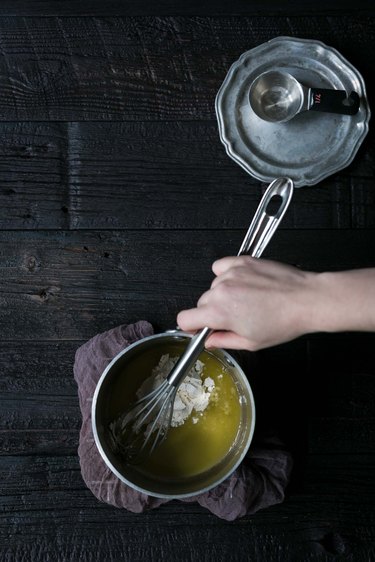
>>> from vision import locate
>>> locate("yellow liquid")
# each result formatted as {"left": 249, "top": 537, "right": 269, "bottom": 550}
{"left": 109, "top": 343, "right": 242, "bottom": 479}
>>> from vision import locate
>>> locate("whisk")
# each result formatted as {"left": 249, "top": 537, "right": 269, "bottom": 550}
{"left": 111, "top": 177, "right": 294, "bottom": 463}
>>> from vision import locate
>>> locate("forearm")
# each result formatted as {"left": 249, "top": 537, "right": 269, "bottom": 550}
{"left": 307, "top": 268, "right": 375, "bottom": 334}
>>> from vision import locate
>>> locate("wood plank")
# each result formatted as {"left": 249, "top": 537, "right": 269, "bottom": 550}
{"left": 307, "top": 335, "right": 375, "bottom": 415}
{"left": 0, "top": 342, "right": 80, "bottom": 454}
{"left": 351, "top": 176, "right": 375, "bottom": 227}
{"left": 0, "top": 229, "right": 375, "bottom": 341}
{"left": 0, "top": 341, "right": 79, "bottom": 394}
{"left": 63, "top": 121, "right": 354, "bottom": 231}
{"left": 303, "top": 335, "right": 375, "bottom": 455}
{"left": 0, "top": 0, "right": 373, "bottom": 17}
{"left": 0, "top": 430, "right": 78, "bottom": 456}
{"left": 1, "top": 122, "right": 373, "bottom": 231}
{"left": 256, "top": 337, "right": 375, "bottom": 476}
{"left": 0, "top": 455, "right": 374, "bottom": 561}
{"left": 0, "top": 16, "right": 372, "bottom": 120}
{"left": 51, "top": 123, "right": 373, "bottom": 229}
{"left": 0, "top": 122, "right": 68, "bottom": 229}
{"left": 0, "top": 394, "right": 80, "bottom": 431}
{"left": 309, "top": 418, "right": 375, "bottom": 454}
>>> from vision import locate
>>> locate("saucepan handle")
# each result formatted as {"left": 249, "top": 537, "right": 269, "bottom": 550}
{"left": 238, "top": 177, "right": 294, "bottom": 258}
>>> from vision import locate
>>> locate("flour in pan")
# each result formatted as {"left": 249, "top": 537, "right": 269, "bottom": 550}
{"left": 136, "top": 354, "right": 215, "bottom": 427}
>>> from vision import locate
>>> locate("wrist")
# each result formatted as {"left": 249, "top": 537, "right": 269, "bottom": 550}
{"left": 290, "top": 270, "right": 346, "bottom": 335}
{"left": 306, "top": 271, "right": 340, "bottom": 333}
{"left": 290, "top": 271, "right": 327, "bottom": 336}
{"left": 306, "top": 269, "right": 375, "bottom": 334}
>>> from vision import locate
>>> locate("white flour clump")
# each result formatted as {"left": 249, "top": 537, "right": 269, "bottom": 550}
{"left": 109, "top": 354, "right": 216, "bottom": 450}
{"left": 137, "top": 354, "right": 215, "bottom": 427}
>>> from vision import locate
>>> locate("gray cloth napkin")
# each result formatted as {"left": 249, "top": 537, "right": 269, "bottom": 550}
{"left": 74, "top": 321, "right": 293, "bottom": 521}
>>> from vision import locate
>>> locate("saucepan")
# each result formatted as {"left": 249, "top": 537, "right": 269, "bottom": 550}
{"left": 92, "top": 331, "right": 255, "bottom": 498}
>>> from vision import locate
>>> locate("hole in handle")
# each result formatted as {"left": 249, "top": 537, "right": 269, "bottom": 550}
{"left": 265, "top": 194, "right": 283, "bottom": 216}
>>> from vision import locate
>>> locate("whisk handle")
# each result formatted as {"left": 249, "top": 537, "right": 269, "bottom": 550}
{"left": 167, "top": 326, "right": 212, "bottom": 386}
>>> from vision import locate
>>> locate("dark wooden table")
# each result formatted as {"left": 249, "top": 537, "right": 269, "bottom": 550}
{"left": 1, "top": 2, "right": 375, "bottom": 561}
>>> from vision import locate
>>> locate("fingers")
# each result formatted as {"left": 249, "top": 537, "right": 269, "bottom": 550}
{"left": 178, "top": 298, "right": 229, "bottom": 333}
{"left": 212, "top": 255, "right": 255, "bottom": 276}
{"left": 205, "top": 331, "right": 255, "bottom": 351}
{"left": 177, "top": 306, "right": 211, "bottom": 332}
{"left": 177, "top": 311, "right": 256, "bottom": 350}
{"left": 210, "top": 256, "right": 256, "bottom": 290}
{"left": 178, "top": 256, "right": 253, "bottom": 332}
{"left": 178, "top": 255, "right": 260, "bottom": 340}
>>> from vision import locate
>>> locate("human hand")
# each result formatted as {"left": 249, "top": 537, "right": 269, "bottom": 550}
{"left": 177, "top": 256, "right": 318, "bottom": 350}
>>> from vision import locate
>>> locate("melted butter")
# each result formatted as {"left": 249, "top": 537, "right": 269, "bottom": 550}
{"left": 144, "top": 354, "right": 241, "bottom": 478}
{"left": 109, "top": 342, "right": 242, "bottom": 479}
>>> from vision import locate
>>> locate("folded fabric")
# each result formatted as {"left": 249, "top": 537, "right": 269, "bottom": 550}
{"left": 74, "top": 321, "right": 293, "bottom": 521}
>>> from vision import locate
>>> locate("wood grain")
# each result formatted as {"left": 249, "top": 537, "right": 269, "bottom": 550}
{"left": 0, "top": 16, "right": 372, "bottom": 121}
{"left": 1, "top": 122, "right": 374, "bottom": 230}
{"left": 1, "top": 0, "right": 374, "bottom": 17}
{"left": 0, "top": 455, "right": 374, "bottom": 561}
{"left": 0, "top": 229, "right": 374, "bottom": 340}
